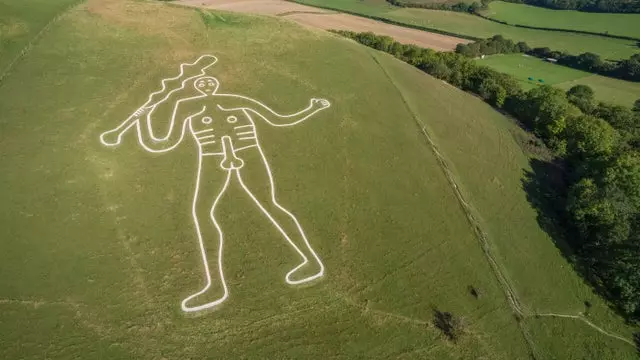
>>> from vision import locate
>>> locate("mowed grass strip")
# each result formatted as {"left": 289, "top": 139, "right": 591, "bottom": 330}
{"left": 0, "top": 0, "right": 81, "bottom": 74}
{"left": 295, "top": 0, "right": 640, "bottom": 59}
{"left": 476, "top": 54, "right": 640, "bottom": 107}
{"left": 481, "top": 1, "right": 640, "bottom": 40}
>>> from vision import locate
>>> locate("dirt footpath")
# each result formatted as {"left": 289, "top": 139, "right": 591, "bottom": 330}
{"left": 177, "top": 0, "right": 471, "bottom": 51}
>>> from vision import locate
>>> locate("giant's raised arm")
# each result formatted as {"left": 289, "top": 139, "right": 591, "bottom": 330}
{"left": 99, "top": 54, "right": 217, "bottom": 149}
{"left": 217, "top": 94, "right": 331, "bottom": 126}
{"left": 100, "top": 100, "right": 203, "bottom": 153}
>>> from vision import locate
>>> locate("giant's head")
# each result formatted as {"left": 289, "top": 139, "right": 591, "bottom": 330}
{"left": 194, "top": 76, "right": 219, "bottom": 95}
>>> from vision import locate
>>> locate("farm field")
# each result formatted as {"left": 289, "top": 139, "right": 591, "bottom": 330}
{"left": 476, "top": 54, "right": 640, "bottom": 107}
{"left": 480, "top": 1, "right": 640, "bottom": 40}
{"left": 294, "top": 0, "right": 640, "bottom": 59}
{"left": 0, "top": 0, "right": 638, "bottom": 359}
{"left": 178, "top": 0, "right": 471, "bottom": 51}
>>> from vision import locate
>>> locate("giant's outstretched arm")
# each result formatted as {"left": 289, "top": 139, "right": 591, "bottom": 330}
{"left": 217, "top": 95, "right": 331, "bottom": 126}
{"left": 100, "top": 100, "right": 203, "bottom": 153}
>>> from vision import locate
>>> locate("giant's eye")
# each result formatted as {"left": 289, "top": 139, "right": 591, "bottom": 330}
{"left": 198, "top": 83, "right": 205, "bottom": 88}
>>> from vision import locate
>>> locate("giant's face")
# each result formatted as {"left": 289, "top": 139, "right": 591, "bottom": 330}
{"left": 194, "top": 76, "right": 219, "bottom": 95}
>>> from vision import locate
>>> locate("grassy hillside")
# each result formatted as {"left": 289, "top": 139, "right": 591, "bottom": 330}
{"left": 294, "top": 0, "right": 640, "bottom": 59}
{"left": 0, "top": 0, "right": 80, "bottom": 75}
{"left": 481, "top": 1, "right": 640, "bottom": 39}
{"left": 0, "top": 0, "right": 637, "bottom": 359}
{"left": 476, "top": 54, "right": 640, "bottom": 107}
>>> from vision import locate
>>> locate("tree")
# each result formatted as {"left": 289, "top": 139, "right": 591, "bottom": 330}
{"left": 565, "top": 115, "right": 619, "bottom": 161}
{"left": 604, "top": 152, "right": 640, "bottom": 209}
{"left": 519, "top": 86, "right": 570, "bottom": 148}
{"left": 593, "top": 103, "right": 639, "bottom": 147}
{"left": 567, "top": 177, "right": 615, "bottom": 239}
{"left": 633, "top": 99, "right": 640, "bottom": 112}
{"left": 478, "top": 78, "right": 507, "bottom": 107}
{"left": 516, "top": 41, "right": 531, "bottom": 53}
{"left": 566, "top": 85, "right": 595, "bottom": 114}
{"left": 617, "top": 54, "right": 640, "bottom": 81}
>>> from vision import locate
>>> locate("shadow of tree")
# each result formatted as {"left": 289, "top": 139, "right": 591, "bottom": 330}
{"left": 521, "top": 158, "right": 576, "bottom": 258}
{"left": 521, "top": 158, "right": 637, "bottom": 322}
{"left": 432, "top": 309, "right": 466, "bottom": 343}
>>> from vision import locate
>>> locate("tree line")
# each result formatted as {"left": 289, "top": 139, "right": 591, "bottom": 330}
{"left": 386, "top": 0, "right": 486, "bottom": 13}
{"left": 457, "top": 36, "right": 640, "bottom": 82}
{"left": 334, "top": 30, "right": 640, "bottom": 322}
{"left": 502, "top": 0, "right": 640, "bottom": 13}
{"left": 387, "top": 0, "right": 640, "bottom": 13}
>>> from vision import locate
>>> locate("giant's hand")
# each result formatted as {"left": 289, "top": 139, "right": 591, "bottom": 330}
{"left": 310, "top": 98, "right": 331, "bottom": 111}
{"left": 100, "top": 127, "right": 125, "bottom": 147}
{"left": 99, "top": 107, "right": 150, "bottom": 147}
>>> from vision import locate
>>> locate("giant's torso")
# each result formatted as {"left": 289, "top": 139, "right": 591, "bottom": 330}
{"left": 188, "top": 102, "right": 258, "bottom": 155}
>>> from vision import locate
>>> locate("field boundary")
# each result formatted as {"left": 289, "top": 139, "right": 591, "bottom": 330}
{"left": 474, "top": 12, "right": 640, "bottom": 42}
{"left": 0, "top": 0, "right": 86, "bottom": 86}
{"left": 367, "top": 50, "right": 541, "bottom": 360}
{"left": 366, "top": 48, "right": 637, "bottom": 353}
{"left": 284, "top": 0, "right": 480, "bottom": 41}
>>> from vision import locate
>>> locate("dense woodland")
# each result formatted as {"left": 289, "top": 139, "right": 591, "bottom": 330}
{"left": 457, "top": 36, "right": 640, "bottom": 82}
{"left": 335, "top": 30, "right": 640, "bottom": 322}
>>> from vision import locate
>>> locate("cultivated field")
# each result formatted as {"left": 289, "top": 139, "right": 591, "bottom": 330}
{"left": 0, "top": 0, "right": 638, "bottom": 359}
{"left": 178, "top": 0, "right": 471, "bottom": 51}
{"left": 481, "top": 1, "right": 640, "bottom": 40}
{"left": 476, "top": 54, "right": 640, "bottom": 107}
{"left": 295, "top": 0, "right": 640, "bottom": 59}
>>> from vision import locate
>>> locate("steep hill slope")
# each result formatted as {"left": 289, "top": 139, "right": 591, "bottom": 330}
{"left": 0, "top": 0, "right": 636, "bottom": 359}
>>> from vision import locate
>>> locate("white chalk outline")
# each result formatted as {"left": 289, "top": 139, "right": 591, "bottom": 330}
{"left": 99, "top": 55, "right": 330, "bottom": 313}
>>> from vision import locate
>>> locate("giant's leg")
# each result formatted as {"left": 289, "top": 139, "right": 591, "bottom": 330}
{"left": 181, "top": 154, "right": 233, "bottom": 312}
{"left": 235, "top": 146, "right": 324, "bottom": 284}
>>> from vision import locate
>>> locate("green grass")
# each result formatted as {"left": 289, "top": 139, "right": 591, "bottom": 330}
{"left": 481, "top": 1, "right": 640, "bottom": 40}
{"left": 294, "top": 0, "right": 640, "bottom": 60}
{"left": 476, "top": 54, "right": 640, "bottom": 107}
{"left": 0, "top": 0, "right": 637, "bottom": 358}
{"left": 0, "top": 0, "right": 81, "bottom": 75}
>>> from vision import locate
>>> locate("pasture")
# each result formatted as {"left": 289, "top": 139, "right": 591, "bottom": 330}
{"left": 476, "top": 54, "right": 640, "bottom": 107}
{"left": 295, "top": 0, "right": 640, "bottom": 59}
{"left": 0, "top": 0, "right": 638, "bottom": 359}
{"left": 0, "top": 0, "right": 80, "bottom": 74}
{"left": 481, "top": 1, "right": 640, "bottom": 40}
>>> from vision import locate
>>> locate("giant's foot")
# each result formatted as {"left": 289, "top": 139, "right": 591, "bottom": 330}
{"left": 285, "top": 258, "right": 324, "bottom": 285}
{"left": 181, "top": 281, "right": 228, "bottom": 312}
